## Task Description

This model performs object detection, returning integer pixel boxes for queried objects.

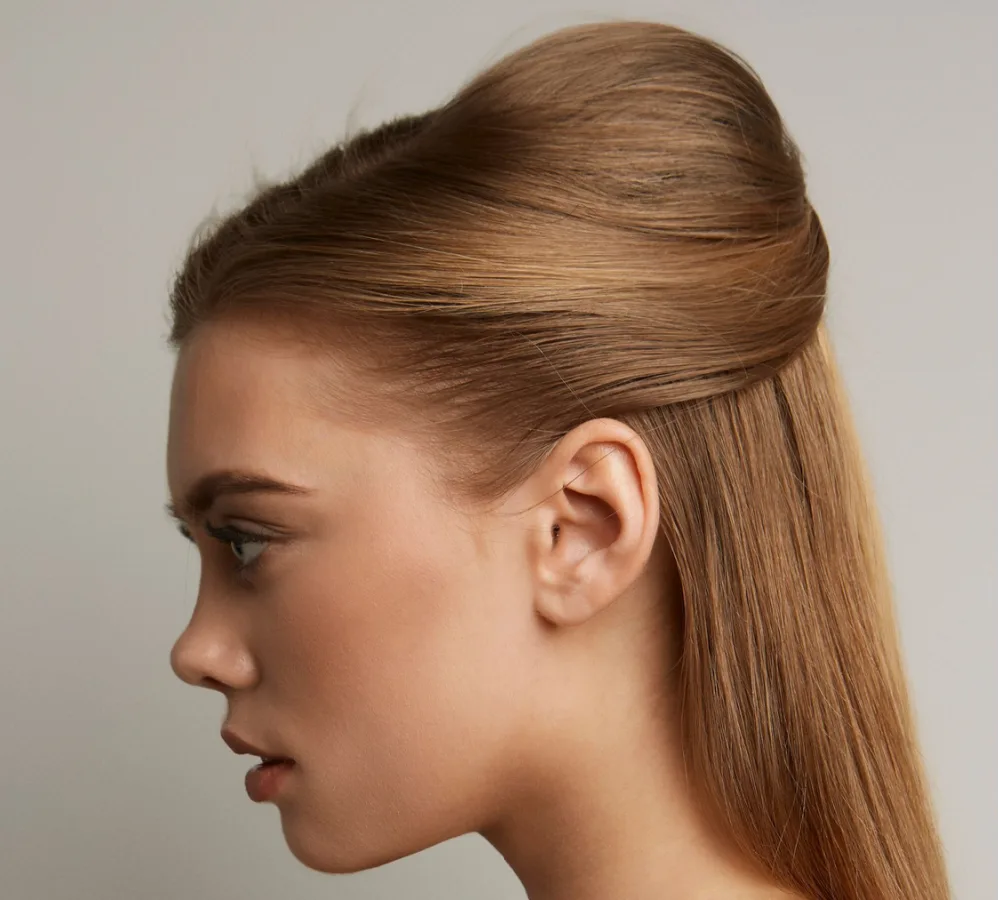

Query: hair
[167,19,951,900]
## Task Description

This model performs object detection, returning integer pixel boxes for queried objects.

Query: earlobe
[530,421,660,629]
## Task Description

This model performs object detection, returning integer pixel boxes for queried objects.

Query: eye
[204,523,271,572]
[231,537,267,568]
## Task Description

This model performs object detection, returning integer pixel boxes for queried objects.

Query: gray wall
[1,2,995,898]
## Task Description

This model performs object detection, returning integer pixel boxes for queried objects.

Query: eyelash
[177,522,271,576]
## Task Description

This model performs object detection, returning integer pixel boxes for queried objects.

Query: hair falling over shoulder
[169,20,952,900]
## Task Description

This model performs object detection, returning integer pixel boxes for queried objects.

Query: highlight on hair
[167,20,951,900]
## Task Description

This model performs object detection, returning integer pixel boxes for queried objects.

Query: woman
[165,20,951,900]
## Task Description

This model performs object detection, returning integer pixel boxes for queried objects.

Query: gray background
[1,2,995,898]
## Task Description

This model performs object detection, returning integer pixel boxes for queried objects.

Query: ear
[525,418,661,628]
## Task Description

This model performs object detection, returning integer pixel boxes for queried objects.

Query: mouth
[221,727,294,764]
[245,757,296,803]
[221,728,297,802]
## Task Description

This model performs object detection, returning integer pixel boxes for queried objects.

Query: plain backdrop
[1,2,995,898]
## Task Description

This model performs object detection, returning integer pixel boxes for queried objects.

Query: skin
[167,318,802,900]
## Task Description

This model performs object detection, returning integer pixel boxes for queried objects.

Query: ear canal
[552,523,561,546]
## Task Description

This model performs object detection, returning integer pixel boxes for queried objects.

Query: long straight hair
[168,20,951,899]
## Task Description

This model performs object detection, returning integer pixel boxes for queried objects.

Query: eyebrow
[165,470,314,523]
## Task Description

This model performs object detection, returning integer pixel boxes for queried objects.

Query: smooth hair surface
[168,20,951,900]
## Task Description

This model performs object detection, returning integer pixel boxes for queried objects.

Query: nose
[170,603,256,692]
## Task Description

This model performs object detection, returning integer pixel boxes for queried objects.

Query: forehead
[166,321,353,496]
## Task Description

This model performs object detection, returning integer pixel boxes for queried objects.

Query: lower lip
[245,760,295,802]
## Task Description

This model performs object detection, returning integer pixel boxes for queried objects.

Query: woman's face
[166,319,544,873]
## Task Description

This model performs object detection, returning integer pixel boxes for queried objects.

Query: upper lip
[221,727,291,761]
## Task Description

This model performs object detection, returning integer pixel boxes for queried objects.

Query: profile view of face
[166,319,546,873]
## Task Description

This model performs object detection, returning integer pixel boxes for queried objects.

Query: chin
[279,812,414,875]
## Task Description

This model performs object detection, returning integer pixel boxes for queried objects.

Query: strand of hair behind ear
[625,322,950,899]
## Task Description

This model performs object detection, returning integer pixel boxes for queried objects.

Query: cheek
[264,518,535,846]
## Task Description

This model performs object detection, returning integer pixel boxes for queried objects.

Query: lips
[245,757,295,802]
[221,727,294,763]
[220,726,297,802]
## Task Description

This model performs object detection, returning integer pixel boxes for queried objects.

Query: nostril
[200,675,227,692]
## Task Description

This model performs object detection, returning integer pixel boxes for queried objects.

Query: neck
[478,649,801,899]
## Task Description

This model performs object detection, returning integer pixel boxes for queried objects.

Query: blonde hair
[168,20,951,900]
